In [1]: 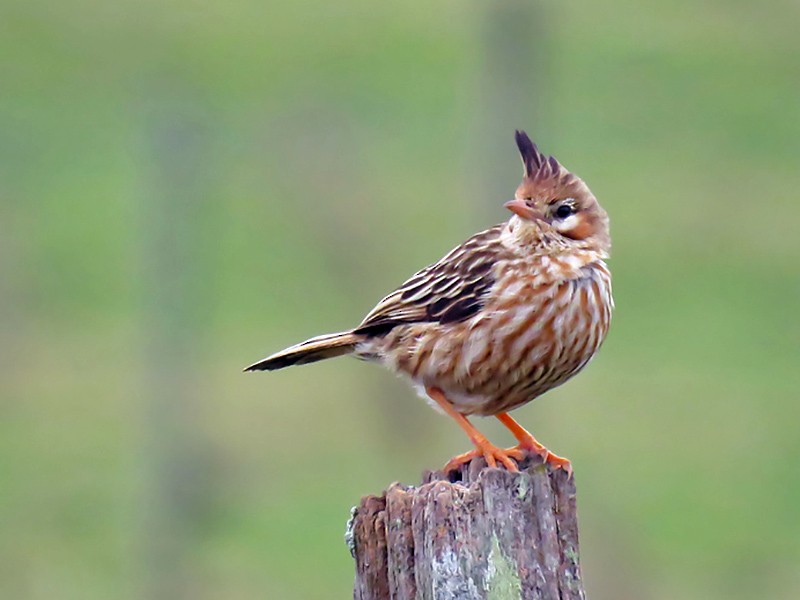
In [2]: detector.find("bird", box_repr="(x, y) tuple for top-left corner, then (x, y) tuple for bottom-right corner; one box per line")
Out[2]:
(245, 130), (612, 474)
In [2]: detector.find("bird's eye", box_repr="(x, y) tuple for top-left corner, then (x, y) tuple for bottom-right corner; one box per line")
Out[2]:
(554, 204), (574, 219)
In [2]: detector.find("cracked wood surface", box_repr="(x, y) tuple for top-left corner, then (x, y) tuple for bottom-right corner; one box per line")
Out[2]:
(349, 455), (586, 600)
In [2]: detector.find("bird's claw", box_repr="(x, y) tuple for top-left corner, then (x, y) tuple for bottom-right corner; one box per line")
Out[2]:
(443, 443), (524, 473)
(541, 451), (573, 477)
(507, 442), (573, 477)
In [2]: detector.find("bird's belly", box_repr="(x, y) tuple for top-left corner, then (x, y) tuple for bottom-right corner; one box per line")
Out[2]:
(359, 263), (612, 416)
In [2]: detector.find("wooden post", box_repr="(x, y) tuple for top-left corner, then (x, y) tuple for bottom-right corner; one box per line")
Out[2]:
(347, 454), (586, 600)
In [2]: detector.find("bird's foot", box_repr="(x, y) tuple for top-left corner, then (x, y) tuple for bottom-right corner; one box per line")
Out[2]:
(540, 450), (573, 477)
(443, 440), (524, 473)
(494, 412), (572, 476)
(510, 438), (573, 476)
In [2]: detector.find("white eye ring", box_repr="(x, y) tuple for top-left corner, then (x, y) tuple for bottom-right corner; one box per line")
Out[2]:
(553, 213), (579, 234)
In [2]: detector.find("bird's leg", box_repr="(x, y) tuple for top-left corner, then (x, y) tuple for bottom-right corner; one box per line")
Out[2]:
(426, 387), (523, 472)
(496, 412), (572, 475)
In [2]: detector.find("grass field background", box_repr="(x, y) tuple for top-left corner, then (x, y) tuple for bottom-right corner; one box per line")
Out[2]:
(2, 1), (799, 598)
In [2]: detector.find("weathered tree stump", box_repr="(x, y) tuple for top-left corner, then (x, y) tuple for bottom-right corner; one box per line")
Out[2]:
(347, 454), (585, 600)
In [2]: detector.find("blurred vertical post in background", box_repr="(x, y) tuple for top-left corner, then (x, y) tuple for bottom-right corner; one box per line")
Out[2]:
(471, 0), (550, 222)
(137, 86), (216, 600)
(0, 204), (18, 387)
(0, 132), (24, 396)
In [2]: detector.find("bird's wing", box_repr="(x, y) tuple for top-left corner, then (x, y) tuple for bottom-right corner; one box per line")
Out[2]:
(355, 225), (507, 335)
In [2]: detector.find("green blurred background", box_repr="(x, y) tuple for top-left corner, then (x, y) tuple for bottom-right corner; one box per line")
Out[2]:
(2, 0), (799, 598)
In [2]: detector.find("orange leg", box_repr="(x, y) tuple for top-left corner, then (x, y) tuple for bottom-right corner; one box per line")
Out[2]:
(426, 387), (523, 472)
(496, 412), (572, 475)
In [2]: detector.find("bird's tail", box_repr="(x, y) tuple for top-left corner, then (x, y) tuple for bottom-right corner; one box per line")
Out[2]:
(244, 330), (360, 372)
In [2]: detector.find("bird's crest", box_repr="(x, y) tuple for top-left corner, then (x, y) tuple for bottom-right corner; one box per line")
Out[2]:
(514, 130), (562, 180)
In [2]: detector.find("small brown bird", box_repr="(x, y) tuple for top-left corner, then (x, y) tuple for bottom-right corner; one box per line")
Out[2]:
(246, 131), (612, 474)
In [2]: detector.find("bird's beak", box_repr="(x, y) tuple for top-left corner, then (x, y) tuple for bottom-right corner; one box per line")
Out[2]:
(504, 199), (545, 222)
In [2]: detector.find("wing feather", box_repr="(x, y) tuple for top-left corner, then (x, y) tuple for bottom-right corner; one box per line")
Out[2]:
(355, 225), (507, 335)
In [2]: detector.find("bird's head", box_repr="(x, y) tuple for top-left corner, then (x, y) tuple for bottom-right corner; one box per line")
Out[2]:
(504, 130), (610, 256)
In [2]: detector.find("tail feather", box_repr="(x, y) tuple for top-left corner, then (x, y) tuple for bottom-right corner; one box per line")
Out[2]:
(244, 331), (360, 372)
